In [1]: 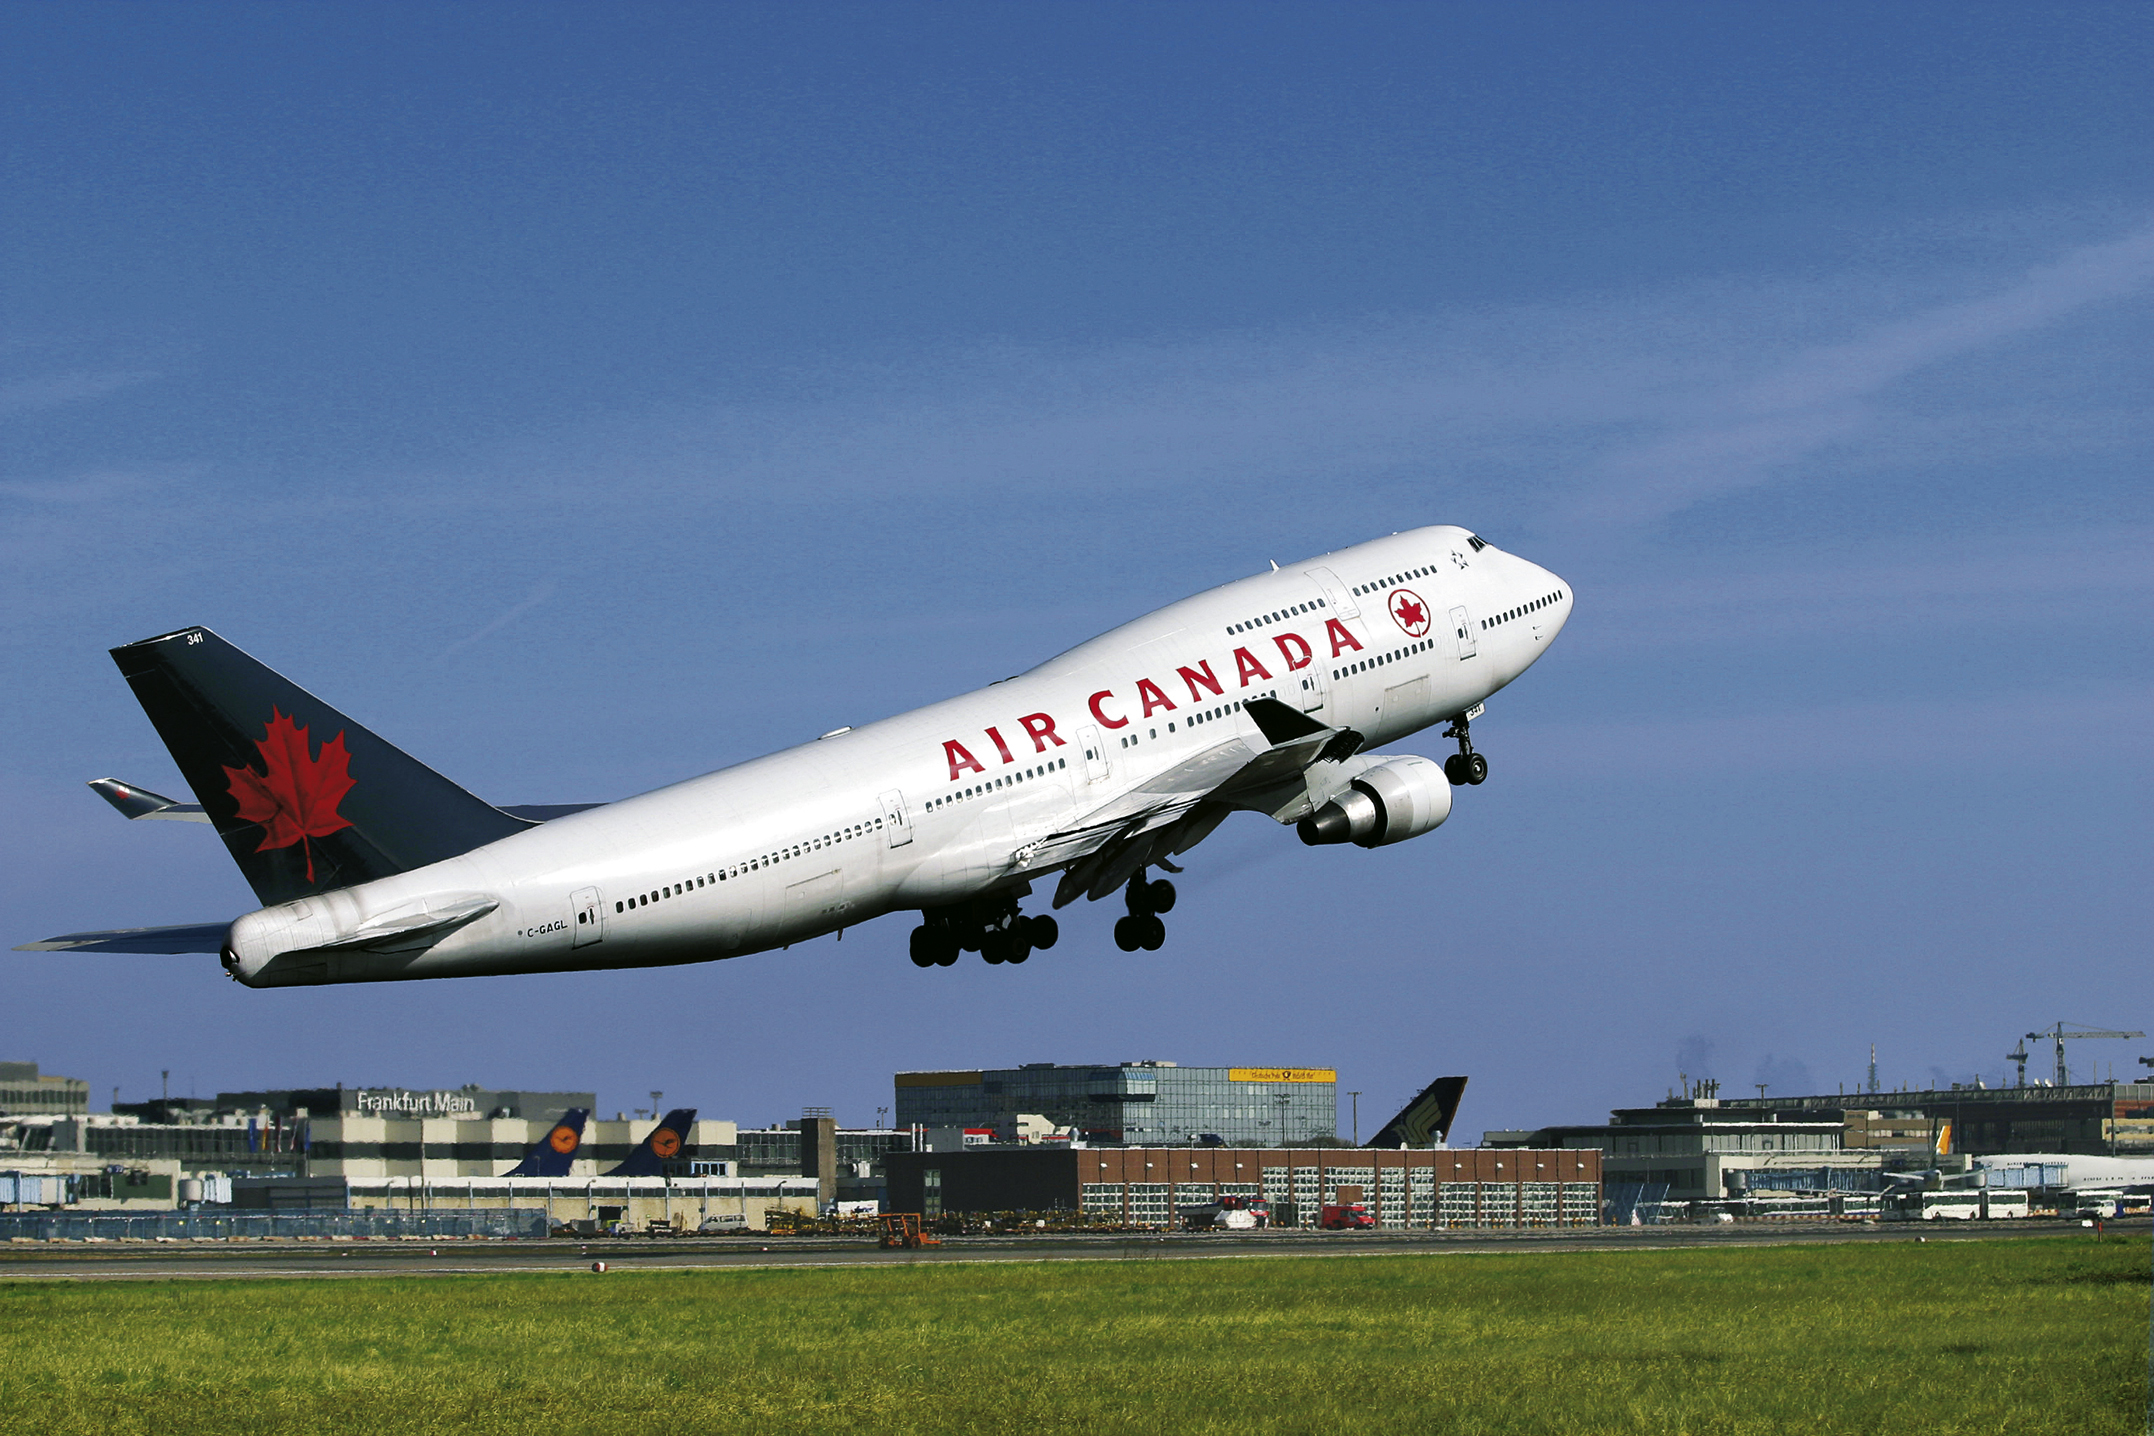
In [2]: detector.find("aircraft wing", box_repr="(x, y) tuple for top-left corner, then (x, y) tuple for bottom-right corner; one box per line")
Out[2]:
(15, 922), (231, 954)
(1035, 698), (1365, 906)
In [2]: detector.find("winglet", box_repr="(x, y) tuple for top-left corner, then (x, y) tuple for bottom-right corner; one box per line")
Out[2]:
(1242, 697), (1328, 745)
(88, 778), (210, 822)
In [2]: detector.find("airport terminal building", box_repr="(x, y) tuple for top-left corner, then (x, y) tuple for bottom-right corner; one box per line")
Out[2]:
(895, 1062), (1337, 1147)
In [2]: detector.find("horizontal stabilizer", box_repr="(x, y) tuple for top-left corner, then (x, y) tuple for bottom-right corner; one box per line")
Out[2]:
(88, 778), (211, 822)
(498, 804), (605, 821)
(87, 780), (596, 828)
(15, 922), (230, 955)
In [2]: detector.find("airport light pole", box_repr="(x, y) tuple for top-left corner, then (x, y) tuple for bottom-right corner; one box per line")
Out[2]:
(1349, 1092), (1360, 1147)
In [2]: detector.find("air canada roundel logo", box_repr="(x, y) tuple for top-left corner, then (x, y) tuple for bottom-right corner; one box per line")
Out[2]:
(650, 1127), (683, 1158)
(548, 1125), (580, 1154)
(1388, 588), (1431, 638)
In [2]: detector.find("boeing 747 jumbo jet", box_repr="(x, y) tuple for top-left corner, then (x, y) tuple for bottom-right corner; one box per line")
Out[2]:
(19, 526), (1571, 985)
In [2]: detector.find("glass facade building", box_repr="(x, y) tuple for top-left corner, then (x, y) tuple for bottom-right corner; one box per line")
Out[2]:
(894, 1062), (1337, 1147)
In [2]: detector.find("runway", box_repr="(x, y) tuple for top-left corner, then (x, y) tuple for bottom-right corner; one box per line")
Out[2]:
(0, 1217), (2124, 1282)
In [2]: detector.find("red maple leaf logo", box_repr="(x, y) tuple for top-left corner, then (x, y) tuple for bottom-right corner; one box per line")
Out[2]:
(222, 707), (355, 885)
(1390, 590), (1429, 634)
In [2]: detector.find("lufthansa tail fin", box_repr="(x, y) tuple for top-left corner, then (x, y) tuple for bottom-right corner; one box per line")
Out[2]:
(604, 1108), (697, 1176)
(505, 1109), (590, 1177)
(109, 627), (532, 906)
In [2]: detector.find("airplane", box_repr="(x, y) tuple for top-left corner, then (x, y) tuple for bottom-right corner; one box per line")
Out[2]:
(503, 1107), (590, 1177)
(1969, 1153), (2154, 1188)
(17, 525), (1571, 984)
(604, 1108), (698, 1177)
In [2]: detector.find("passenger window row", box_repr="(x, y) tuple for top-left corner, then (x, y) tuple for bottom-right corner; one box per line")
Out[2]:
(1184, 699), (1246, 730)
(1129, 693), (1269, 746)
(1226, 598), (1326, 637)
(612, 816), (890, 914)
(1483, 589), (1564, 630)
(1333, 639), (1434, 681)
(1354, 564), (1435, 597)
(929, 758), (1067, 810)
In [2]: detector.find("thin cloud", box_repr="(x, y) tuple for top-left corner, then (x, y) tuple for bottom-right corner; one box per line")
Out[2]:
(1509, 684), (2154, 778)
(1568, 222), (2154, 527)
(436, 582), (558, 661)
(0, 369), (159, 416)
(410, 216), (2153, 559)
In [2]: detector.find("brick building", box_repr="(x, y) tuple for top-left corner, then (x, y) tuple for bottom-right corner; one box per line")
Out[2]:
(885, 1145), (1600, 1228)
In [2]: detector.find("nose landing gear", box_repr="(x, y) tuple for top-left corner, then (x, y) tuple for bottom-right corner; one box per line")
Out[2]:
(1442, 713), (1488, 786)
(910, 898), (1059, 968)
(1112, 871), (1174, 952)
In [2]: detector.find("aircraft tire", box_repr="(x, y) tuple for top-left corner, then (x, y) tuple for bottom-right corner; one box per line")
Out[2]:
(1138, 915), (1166, 951)
(1147, 880), (1176, 915)
(1113, 916), (1143, 952)
(1007, 942), (1031, 965)
(908, 927), (937, 967)
(1030, 915), (1059, 950)
(1444, 754), (1467, 785)
(1465, 754), (1488, 785)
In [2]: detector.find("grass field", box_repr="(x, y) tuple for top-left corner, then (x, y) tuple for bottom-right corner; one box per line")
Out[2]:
(1, 1235), (2144, 1435)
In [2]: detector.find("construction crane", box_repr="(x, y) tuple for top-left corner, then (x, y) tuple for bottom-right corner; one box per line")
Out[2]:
(2025, 1022), (2145, 1087)
(2006, 1038), (2030, 1087)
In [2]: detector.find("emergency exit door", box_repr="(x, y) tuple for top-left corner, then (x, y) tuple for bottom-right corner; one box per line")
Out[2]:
(1450, 606), (1477, 659)
(570, 886), (604, 948)
(878, 789), (913, 847)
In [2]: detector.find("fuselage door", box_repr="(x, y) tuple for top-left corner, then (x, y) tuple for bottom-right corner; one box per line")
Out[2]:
(879, 789), (914, 847)
(1294, 660), (1326, 713)
(570, 886), (603, 948)
(1305, 566), (1359, 620)
(1079, 725), (1110, 783)
(1450, 606), (1477, 660)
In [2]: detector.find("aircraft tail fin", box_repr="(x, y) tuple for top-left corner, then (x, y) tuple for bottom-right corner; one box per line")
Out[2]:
(1366, 1076), (1469, 1149)
(604, 1108), (697, 1176)
(505, 1109), (590, 1177)
(109, 627), (532, 906)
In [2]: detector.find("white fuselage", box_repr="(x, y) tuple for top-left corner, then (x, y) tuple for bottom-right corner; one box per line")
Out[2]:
(222, 526), (1571, 983)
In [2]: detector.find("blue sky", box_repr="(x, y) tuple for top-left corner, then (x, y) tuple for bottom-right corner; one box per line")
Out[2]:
(4, 3), (2149, 1135)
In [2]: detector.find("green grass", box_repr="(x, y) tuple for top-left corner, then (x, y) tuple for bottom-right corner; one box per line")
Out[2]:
(1, 1236), (2144, 1435)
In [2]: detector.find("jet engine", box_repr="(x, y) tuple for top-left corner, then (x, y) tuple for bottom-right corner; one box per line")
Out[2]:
(1296, 755), (1453, 849)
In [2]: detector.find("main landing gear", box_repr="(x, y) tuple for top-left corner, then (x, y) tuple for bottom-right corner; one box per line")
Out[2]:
(1442, 713), (1488, 787)
(1112, 871), (1175, 952)
(910, 896), (1059, 969)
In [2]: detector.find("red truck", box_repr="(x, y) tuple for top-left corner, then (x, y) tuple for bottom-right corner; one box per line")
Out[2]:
(1320, 1202), (1376, 1230)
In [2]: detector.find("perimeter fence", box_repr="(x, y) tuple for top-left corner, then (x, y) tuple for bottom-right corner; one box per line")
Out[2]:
(0, 1208), (549, 1242)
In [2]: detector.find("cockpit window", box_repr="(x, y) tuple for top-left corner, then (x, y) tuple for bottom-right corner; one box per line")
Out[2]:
(1467, 535), (1487, 551)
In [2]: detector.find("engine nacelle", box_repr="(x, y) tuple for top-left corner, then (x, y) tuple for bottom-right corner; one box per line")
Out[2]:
(1297, 755), (1453, 849)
